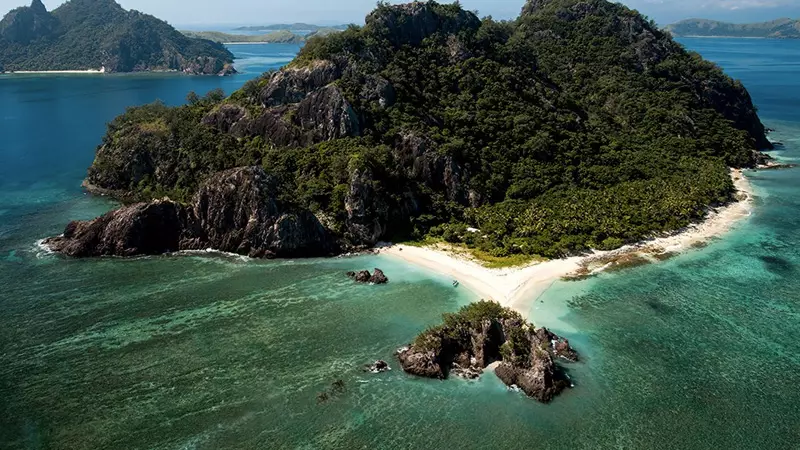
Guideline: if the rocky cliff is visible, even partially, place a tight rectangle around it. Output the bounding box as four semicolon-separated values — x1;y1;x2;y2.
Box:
46;167;336;258
0;0;235;74
48;0;774;260
397;301;578;403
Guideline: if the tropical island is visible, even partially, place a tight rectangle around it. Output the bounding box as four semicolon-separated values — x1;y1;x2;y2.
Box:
0;0;235;74
666;18;800;39
46;0;771;259
181;28;340;45
41;0;775;403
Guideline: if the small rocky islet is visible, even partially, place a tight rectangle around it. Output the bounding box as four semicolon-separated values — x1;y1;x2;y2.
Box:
397;300;578;403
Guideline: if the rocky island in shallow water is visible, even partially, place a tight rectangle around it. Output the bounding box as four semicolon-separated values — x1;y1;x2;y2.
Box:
398;301;577;402
0;0;235;74
46;0;772;261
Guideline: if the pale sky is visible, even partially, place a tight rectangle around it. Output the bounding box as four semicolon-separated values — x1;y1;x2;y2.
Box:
3;0;799;26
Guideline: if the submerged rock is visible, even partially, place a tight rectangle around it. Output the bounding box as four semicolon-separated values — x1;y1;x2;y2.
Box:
364;360;391;373
397;301;577;403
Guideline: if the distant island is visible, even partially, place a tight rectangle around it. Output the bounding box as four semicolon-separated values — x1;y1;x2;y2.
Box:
233;23;349;32
47;0;771;269
0;0;235;74
666;18;800;38
181;28;340;44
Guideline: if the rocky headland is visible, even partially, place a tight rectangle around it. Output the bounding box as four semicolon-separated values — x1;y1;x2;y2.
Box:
397;301;578;402
46;167;334;257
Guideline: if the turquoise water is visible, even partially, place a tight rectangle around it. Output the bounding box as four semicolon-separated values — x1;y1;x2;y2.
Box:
1;40;799;449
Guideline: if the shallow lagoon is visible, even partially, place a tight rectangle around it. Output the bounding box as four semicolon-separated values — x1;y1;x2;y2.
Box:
0;39;798;449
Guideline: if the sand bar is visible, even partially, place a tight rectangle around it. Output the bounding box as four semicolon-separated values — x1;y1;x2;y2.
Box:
380;169;754;317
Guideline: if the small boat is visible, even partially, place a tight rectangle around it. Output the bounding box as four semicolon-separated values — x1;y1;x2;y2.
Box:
452;280;459;288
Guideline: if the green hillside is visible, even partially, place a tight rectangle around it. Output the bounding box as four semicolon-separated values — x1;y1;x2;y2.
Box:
0;0;235;73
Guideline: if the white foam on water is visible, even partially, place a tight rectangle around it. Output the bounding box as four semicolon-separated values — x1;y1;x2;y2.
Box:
33;238;55;259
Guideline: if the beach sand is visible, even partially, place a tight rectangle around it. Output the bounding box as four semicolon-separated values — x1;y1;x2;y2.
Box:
6;69;106;74
380;169;754;317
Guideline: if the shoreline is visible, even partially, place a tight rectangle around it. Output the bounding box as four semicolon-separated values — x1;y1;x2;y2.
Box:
379;169;754;318
4;69;106;74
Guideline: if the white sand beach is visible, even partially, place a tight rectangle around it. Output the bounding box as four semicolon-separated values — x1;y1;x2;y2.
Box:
380;169;754;317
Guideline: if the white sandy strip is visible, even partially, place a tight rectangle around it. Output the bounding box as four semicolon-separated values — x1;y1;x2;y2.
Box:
379;169;754;317
7;69;106;74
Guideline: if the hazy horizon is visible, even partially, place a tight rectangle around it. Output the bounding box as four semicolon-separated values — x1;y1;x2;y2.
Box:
1;0;798;28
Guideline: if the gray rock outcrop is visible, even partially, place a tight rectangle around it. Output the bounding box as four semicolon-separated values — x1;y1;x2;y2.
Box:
46;167;337;258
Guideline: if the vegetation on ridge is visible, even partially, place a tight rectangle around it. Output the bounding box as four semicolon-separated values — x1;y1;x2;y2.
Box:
82;0;772;259
0;0;235;73
666;18;800;39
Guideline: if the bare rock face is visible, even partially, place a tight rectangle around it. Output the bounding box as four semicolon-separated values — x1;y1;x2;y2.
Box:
494;349;570;403
344;168;389;246
396;345;445;379
44;199;193;257
189;167;333;257
293;85;361;143
47;167;337;259
259;59;344;107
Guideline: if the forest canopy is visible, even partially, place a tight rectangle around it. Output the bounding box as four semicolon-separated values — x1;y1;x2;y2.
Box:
81;0;772;259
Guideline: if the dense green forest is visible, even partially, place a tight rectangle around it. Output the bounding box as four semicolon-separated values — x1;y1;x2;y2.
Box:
84;0;772;259
0;0;234;73
667;18;800;38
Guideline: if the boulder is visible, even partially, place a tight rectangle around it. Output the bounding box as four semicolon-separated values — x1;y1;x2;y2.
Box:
347;268;389;284
369;268;389;284
347;270;372;283
364;360;391;373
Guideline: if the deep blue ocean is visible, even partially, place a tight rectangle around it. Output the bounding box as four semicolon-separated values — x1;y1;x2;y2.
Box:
0;39;798;449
